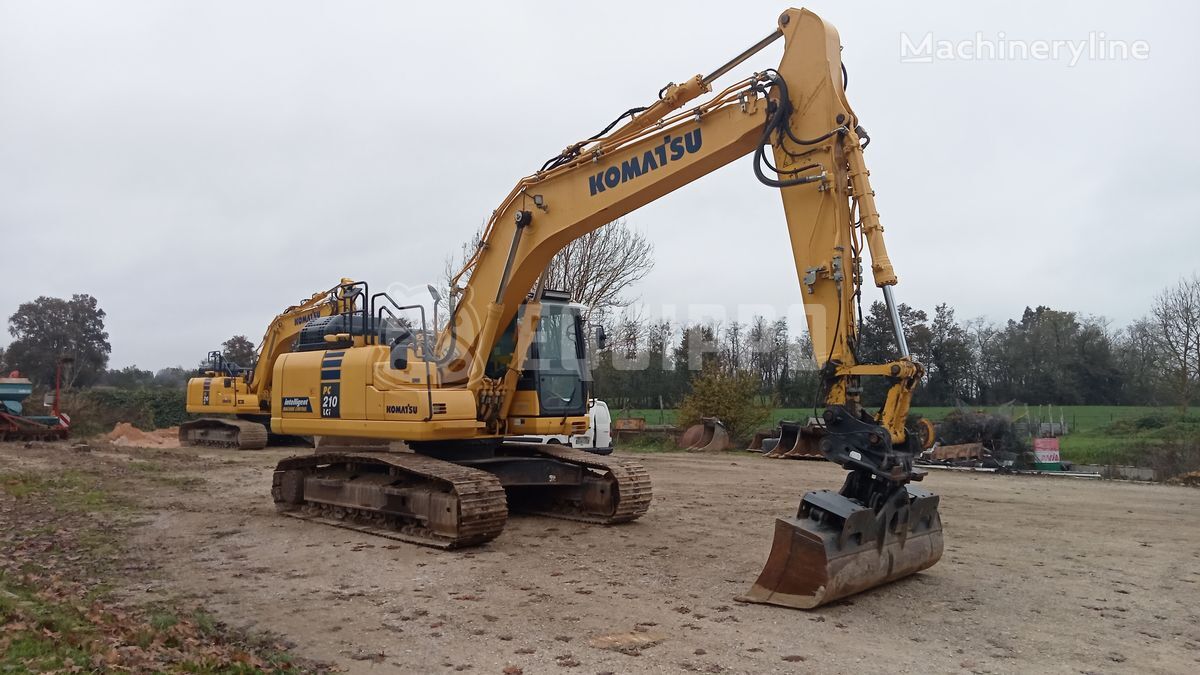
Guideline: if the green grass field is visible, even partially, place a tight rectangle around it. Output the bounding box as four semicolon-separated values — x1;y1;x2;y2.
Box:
613;405;1184;465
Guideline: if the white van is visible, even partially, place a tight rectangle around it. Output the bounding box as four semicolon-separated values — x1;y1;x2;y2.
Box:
505;399;613;455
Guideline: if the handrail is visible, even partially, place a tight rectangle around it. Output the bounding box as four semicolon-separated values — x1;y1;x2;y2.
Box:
370;292;435;422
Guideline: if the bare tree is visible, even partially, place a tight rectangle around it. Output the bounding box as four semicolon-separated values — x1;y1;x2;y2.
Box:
964;317;1002;404
612;312;646;361
445;219;653;322
722;321;745;372
1150;274;1200;410
541;219;654;317
1115;318;1163;404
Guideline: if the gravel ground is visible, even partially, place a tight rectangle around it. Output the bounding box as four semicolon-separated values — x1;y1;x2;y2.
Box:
5;442;1199;674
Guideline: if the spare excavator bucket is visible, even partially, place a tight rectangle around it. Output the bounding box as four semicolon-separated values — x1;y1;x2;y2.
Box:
740;484;943;609
744;430;776;452
762;419;825;459
678;417;731;452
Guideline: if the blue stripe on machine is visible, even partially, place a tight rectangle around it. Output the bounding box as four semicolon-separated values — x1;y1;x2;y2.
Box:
321;359;342;368
320;369;341;380
325;351;345;357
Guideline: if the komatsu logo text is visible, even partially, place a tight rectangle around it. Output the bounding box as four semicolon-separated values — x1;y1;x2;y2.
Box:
386;404;419;415
292;310;321;326
588;129;702;197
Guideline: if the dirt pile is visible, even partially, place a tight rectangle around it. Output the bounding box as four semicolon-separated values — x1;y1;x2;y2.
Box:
107;422;181;448
1169;470;1200;487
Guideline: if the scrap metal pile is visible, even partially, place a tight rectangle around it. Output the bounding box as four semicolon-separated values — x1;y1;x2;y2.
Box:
0;372;69;441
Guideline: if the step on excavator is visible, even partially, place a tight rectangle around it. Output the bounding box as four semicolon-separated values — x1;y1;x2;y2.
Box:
266;7;943;609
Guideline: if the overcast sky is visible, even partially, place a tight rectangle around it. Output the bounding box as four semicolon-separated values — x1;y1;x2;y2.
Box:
2;0;1197;370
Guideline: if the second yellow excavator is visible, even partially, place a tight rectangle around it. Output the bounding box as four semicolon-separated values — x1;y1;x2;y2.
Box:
180;281;357;449
266;7;943;609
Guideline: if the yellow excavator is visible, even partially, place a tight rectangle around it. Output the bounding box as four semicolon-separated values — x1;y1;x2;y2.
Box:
268;7;943;609
180;281;357;449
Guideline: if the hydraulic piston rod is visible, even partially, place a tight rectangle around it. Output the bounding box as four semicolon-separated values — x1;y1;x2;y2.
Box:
882;285;910;359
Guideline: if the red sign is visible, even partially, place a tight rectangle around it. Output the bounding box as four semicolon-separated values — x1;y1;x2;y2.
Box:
1033;437;1060;463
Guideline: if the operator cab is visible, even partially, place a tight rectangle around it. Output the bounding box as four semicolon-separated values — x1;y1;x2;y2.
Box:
487;289;589;419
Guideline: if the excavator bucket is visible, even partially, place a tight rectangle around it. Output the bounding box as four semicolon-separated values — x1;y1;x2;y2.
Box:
745;430;777;452
678;417;731;452
762;419;825;459
741;484;943;609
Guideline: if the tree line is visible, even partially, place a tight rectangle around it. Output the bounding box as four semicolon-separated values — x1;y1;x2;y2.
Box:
3;269;1197;414
0;293;257;391
592;274;1200;412
87;334;257;389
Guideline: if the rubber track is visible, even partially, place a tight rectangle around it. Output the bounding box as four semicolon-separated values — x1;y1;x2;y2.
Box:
519;444;653;524
273;452;507;549
179;418;268;450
